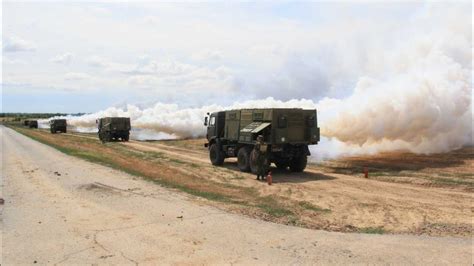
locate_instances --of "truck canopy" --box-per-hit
[221,108,319,145]
[99,117,131,131]
[50,119,67,126]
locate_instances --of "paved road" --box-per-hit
[1,126,471,265]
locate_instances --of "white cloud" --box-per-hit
[3,36,36,52]
[50,52,74,64]
[192,50,223,61]
[85,55,108,67]
[3,57,27,65]
[141,16,161,26]
[126,60,238,93]
[64,72,91,81]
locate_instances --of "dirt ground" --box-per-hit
[7,126,474,237]
[2,125,472,264]
[132,138,473,236]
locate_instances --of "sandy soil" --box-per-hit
[126,139,473,236]
[1,126,472,264]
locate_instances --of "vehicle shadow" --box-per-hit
[221,161,336,183]
[268,168,336,184]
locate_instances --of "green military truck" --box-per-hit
[50,119,67,134]
[97,117,131,143]
[204,108,320,173]
[28,120,38,129]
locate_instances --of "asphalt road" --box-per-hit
[1,125,471,265]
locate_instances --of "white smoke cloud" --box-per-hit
[51,97,315,138]
[43,3,471,159]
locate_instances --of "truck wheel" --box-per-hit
[289,156,307,172]
[105,132,112,142]
[237,147,251,172]
[123,134,130,141]
[275,161,289,170]
[98,133,103,143]
[209,144,225,166]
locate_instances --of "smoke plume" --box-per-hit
[43,3,472,159]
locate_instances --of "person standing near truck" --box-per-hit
[254,135,269,181]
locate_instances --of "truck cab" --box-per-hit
[204,111,225,144]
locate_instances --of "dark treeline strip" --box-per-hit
[1,113,86,119]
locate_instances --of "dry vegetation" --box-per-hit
[317,149,473,191]
[9,125,473,237]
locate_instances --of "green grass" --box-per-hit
[256,196,294,217]
[298,201,331,213]
[189,163,200,168]
[428,176,474,186]
[369,171,394,177]
[358,168,474,189]
[358,226,386,234]
[157,180,232,203]
[170,158,186,164]
[438,172,473,178]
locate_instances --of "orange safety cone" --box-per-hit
[267,171,272,185]
[364,167,368,178]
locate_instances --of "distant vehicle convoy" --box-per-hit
[204,108,320,173]
[22,117,131,143]
[24,120,38,128]
[97,117,131,143]
[21,109,321,174]
[50,119,67,134]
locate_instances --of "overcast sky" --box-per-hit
[1,1,470,113]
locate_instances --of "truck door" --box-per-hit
[216,112,225,138]
[207,113,217,139]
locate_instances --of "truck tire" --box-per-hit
[101,132,111,143]
[250,149,258,174]
[289,156,307,172]
[123,134,130,141]
[275,160,289,170]
[237,147,251,172]
[209,143,225,166]
[99,132,108,143]
[106,132,112,142]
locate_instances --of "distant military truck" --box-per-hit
[204,108,320,173]
[23,120,30,126]
[97,117,131,142]
[50,119,67,134]
[28,120,38,129]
